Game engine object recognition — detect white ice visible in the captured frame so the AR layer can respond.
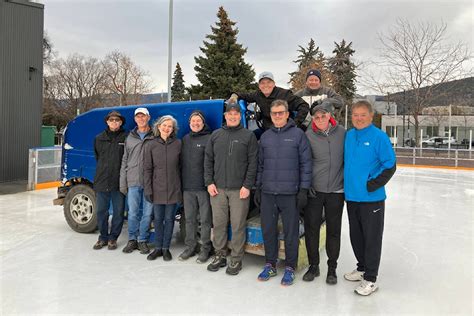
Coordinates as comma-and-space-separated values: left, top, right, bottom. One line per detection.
1, 167, 473, 315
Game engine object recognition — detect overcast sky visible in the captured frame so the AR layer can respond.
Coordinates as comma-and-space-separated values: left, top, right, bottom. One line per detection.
43, 0, 473, 95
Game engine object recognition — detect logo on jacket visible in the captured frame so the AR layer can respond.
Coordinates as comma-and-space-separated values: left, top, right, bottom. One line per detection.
364, 142, 370, 146
284, 138, 295, 142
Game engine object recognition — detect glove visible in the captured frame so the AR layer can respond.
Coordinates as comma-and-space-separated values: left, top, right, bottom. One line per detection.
226, 93, 239, 105
145, 194, 153, 204
253, 188, 261, 208
297, 189, 308, 211
120, 187, 128, 196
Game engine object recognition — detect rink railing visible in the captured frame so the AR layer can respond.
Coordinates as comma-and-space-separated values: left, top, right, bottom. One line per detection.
28, 147, 62, 190
394, 147, 474, 168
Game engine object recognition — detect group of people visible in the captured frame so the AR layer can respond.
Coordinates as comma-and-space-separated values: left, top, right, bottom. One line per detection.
92, 69, 396, 296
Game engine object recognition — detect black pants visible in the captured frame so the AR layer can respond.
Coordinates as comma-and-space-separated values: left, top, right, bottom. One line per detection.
347, 201, 385, 282
260, 193, 299, 269
303, 193, 344, 270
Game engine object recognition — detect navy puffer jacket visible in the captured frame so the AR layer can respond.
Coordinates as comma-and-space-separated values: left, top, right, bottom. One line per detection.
256, 119, 312, 195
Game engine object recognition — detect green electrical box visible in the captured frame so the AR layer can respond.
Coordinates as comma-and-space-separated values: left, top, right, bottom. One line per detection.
41, 126, 57, 147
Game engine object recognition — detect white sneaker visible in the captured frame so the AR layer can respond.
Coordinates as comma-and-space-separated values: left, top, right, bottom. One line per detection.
344, 269, 364, 281
354, 280, 378, 296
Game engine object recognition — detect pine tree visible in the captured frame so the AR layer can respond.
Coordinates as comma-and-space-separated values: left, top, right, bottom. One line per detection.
171, 62, 187, 101
191, 6, 256, 99
289, 38, 334, 91
328, 40, 356, 103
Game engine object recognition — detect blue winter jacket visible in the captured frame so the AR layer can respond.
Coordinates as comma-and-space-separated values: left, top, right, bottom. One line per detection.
256, 119, 312, 195
344, 124, 396, 202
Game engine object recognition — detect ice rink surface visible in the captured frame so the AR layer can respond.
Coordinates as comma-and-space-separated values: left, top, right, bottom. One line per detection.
1, 167, 473, 315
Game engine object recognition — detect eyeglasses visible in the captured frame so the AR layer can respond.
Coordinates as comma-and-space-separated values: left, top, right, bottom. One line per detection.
108, 118, 122, 122
270, 111, 287, 117
313, 115, 328, 121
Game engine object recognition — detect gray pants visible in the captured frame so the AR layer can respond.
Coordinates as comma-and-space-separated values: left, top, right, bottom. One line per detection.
210, 188, 249, 262
183, 190, 212, 252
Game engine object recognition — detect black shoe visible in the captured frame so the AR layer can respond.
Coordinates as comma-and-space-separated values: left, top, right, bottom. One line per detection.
163, 249, 172, 261
178, 248, 196, 261
147, 249, 163, 261
207, 254, 227, 272
225, 260, 242, 275
196, 249, 211, 264
326, 269, 338, 285
138, 242, 150, 254
302, 265, 320, 282
107, 240, 118, 250
122, 240, 138, 253
93, 240, 108, 250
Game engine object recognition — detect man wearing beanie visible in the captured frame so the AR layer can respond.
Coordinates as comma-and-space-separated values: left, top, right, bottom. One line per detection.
179, 110, 213, 263
226, 71, 309, 135
295, 69, 344, 128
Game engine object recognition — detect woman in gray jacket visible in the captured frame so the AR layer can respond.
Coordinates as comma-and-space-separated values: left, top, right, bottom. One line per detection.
143, 115, 182, 261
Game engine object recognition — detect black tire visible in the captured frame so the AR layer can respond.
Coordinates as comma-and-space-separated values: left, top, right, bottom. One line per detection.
63, 184, 97, 233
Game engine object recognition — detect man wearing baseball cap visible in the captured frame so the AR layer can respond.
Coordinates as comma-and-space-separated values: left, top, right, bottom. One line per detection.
93, 110, 128, 250
295, 69, 344, 128
120, 107, 155, 255
227, 71, 309, 135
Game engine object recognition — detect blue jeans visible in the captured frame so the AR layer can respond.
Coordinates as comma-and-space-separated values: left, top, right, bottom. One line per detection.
96, 191, 125, 241
127, 186, 153, 242
153, 204, 177, 249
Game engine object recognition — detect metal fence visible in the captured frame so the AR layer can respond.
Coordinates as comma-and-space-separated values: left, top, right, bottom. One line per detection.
27, 147, 62, 190
395, 147, 474, 168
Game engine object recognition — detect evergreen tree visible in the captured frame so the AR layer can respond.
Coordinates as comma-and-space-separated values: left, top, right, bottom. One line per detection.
191, 6, 256, 99
328, 40, 356, 103
171, 62, 187, 101
289, 38, 334, 91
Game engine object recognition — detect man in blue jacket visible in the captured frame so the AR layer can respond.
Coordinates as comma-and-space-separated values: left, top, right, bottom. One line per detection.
254, 99, 312, 286
343, 100, 396, 296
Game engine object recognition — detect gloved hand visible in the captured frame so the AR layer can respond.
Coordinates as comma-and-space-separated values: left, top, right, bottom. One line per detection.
145, 194, 153, 204
226, 93, 239, 105
120, 187, 128, 196
297, 188, 308, 211
254, 188, 261, 208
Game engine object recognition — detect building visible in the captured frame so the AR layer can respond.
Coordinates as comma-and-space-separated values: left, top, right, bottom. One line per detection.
0, 0, 44, 182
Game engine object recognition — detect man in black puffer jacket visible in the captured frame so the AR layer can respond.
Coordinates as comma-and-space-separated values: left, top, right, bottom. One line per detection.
93, 110, 128, 251
227, 71, 309, 136
179, 110, 213, 264
254, 99, 312, 287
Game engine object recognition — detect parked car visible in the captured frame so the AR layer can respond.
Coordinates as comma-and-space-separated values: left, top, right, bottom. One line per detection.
422, 136, 456, 147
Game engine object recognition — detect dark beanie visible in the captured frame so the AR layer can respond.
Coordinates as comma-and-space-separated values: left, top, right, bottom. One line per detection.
306, 69, 321, 81
189, 110, 206, 123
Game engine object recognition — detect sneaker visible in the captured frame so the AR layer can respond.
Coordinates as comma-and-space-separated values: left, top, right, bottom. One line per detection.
138, 242, 150, 254
196, 250, 211, 264
344, 269, 364, 282
326, 269, 337, 285
122, 240, 138, 253
207, 254, 227, 272
302, 265, 320, 281
354, 280, 378, 296
107, 240, 118, 250
93, 240, 107, 250
147, 249, 163, 261
178, 248, 196, 261
163, 249, 172, 261
281, 267, 295, 286
257, 263, 277, 281
226, 260, 242, 275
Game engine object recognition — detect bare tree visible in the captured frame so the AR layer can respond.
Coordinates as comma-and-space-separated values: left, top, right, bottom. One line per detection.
103, 51, 152, 106
360, 19, 471, 145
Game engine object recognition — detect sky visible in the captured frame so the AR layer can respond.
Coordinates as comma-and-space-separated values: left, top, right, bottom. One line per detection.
42, 0, 473, 95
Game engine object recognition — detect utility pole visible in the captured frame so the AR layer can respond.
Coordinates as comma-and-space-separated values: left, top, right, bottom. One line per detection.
167, 0, 173, 103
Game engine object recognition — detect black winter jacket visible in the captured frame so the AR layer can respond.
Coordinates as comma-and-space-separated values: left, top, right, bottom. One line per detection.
93, 128, 127, 192
204, 124, 258, 190
237, 87, 309, 130
181, 125, 212, 191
